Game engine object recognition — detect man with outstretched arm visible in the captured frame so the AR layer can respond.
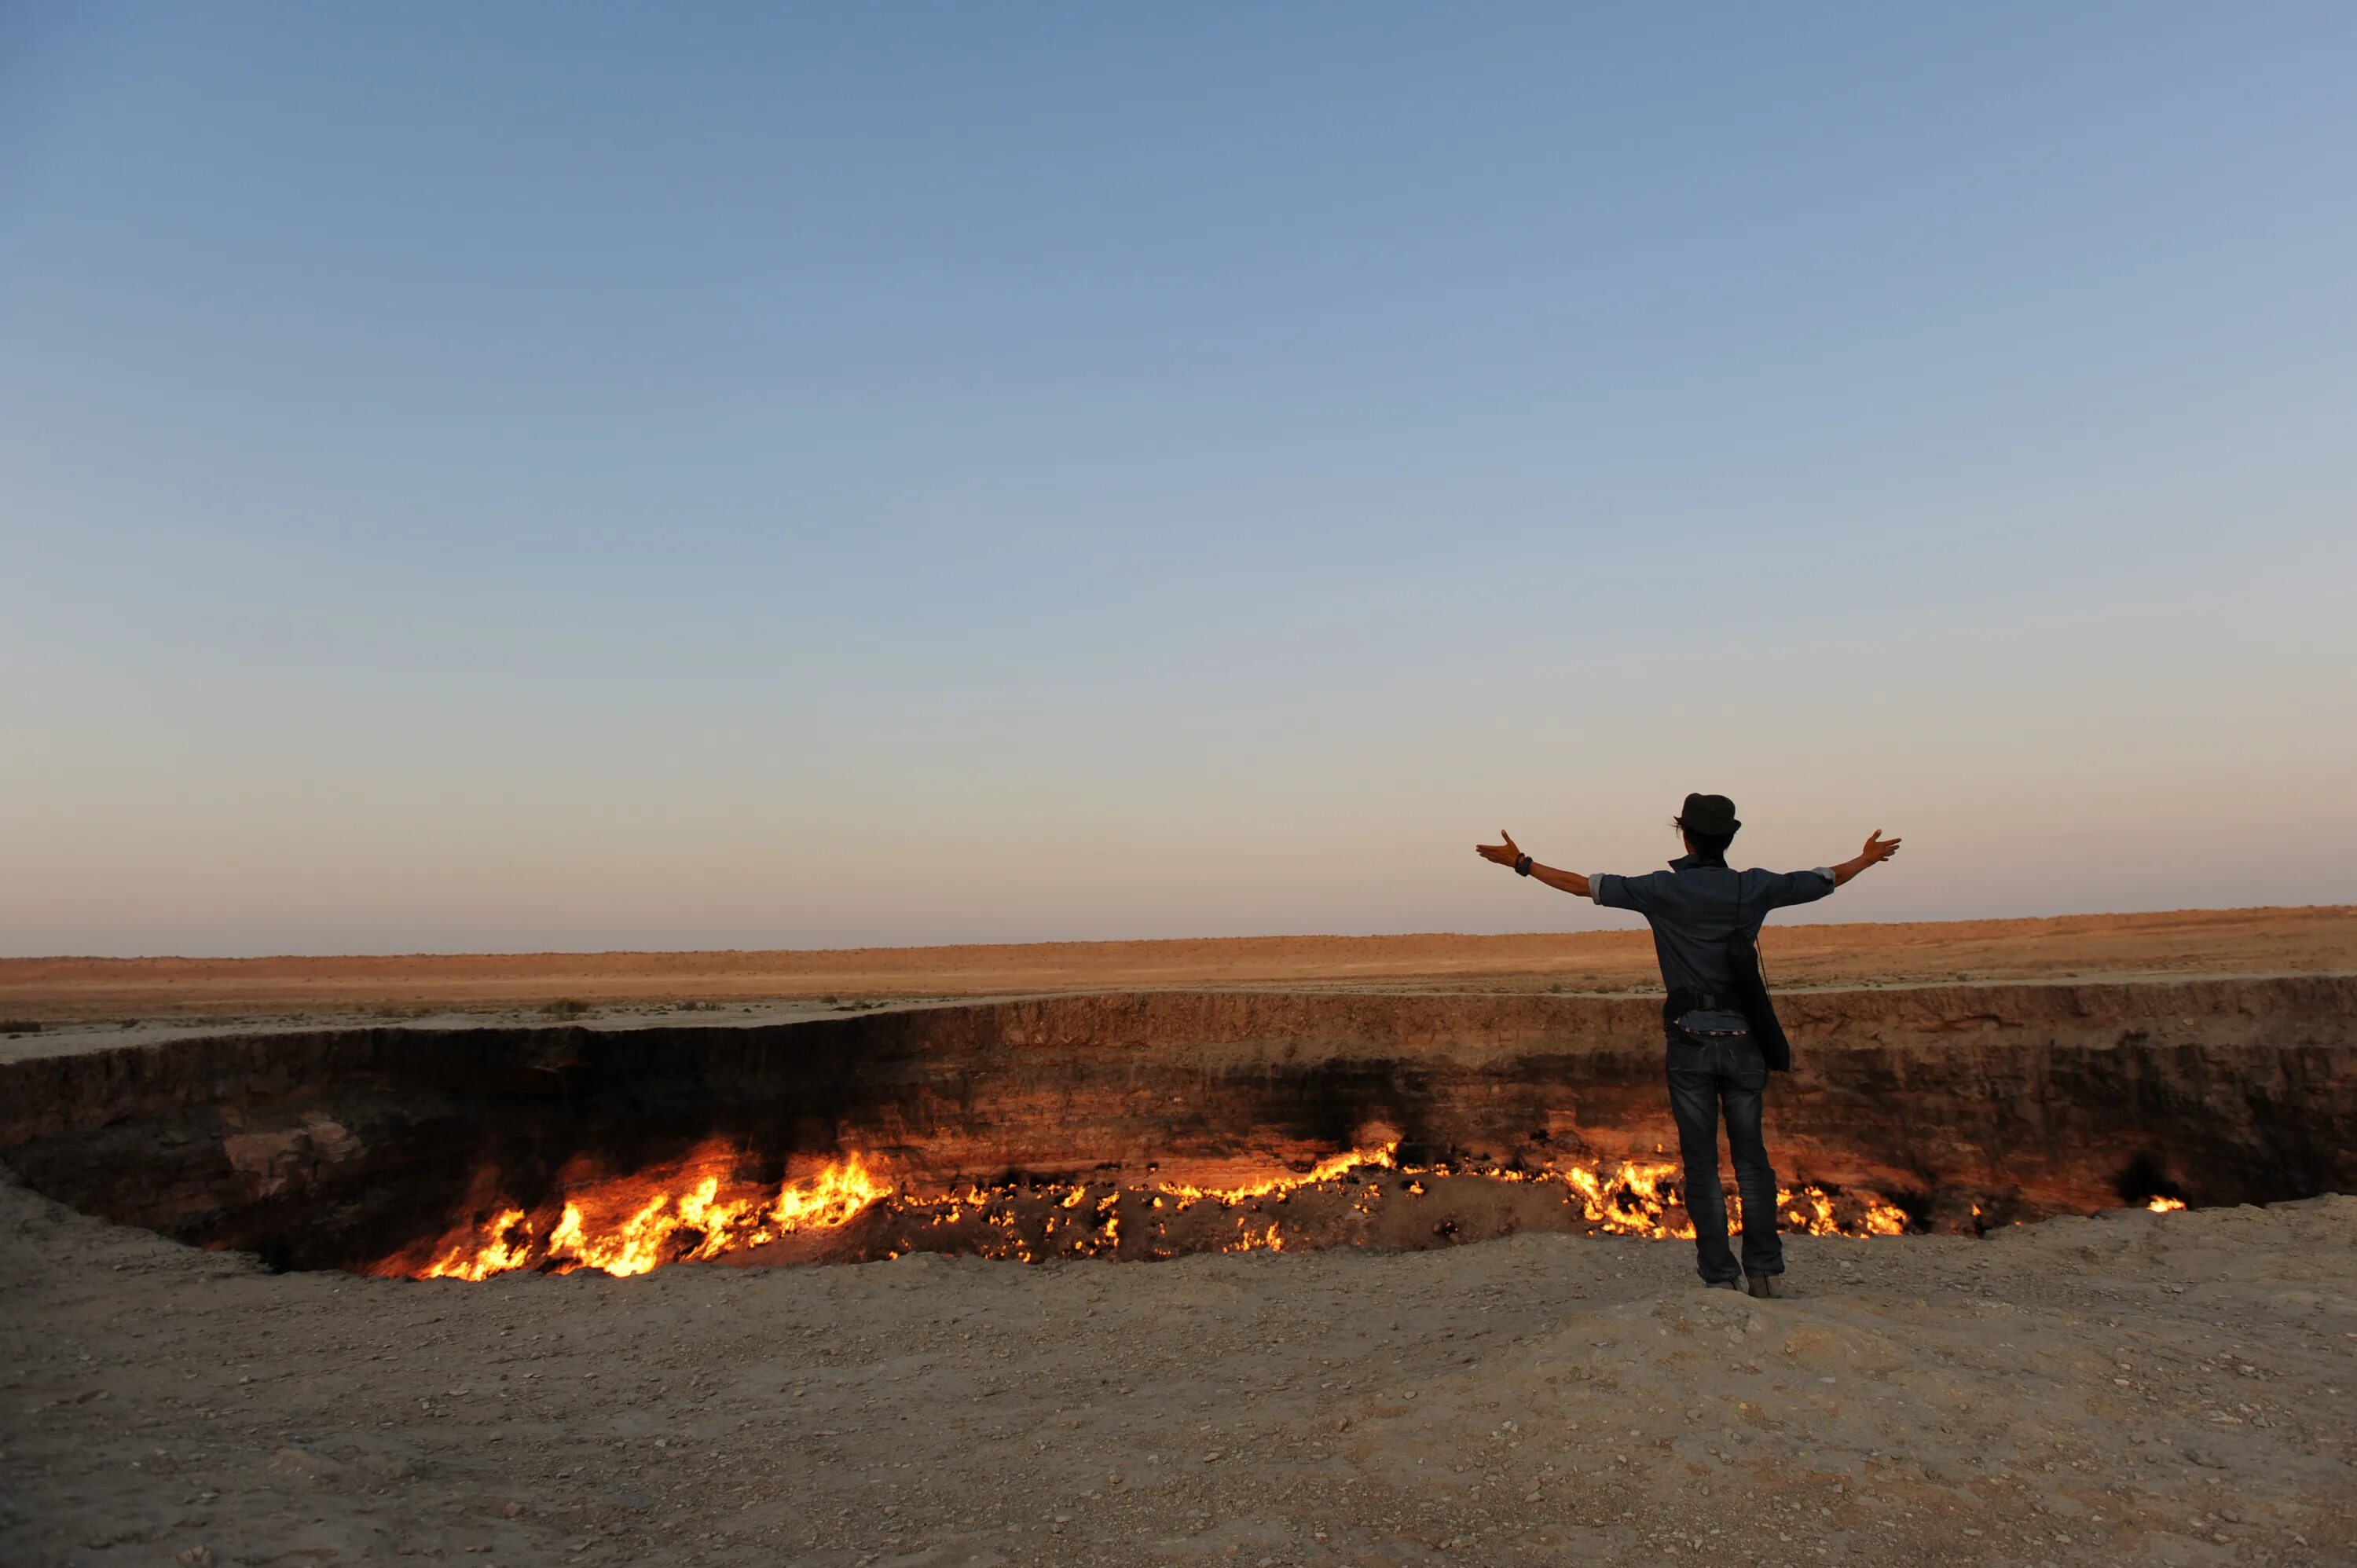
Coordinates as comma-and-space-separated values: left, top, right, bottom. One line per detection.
1476, 793, 1901, 1297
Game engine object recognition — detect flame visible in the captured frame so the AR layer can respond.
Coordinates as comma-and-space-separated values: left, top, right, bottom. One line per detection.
1766, 1184, 1907, 1238
769, 1155, 891, 1230
407, 1147, 890, 1281
390, 1136, 1925, 1280
1559, 1160, 1688, 1236
1162, 1142, 1401, 1203
416, 1207, 533, 1282
1233, 1220, 1286, 1252
2146, 1195, 2187, 1214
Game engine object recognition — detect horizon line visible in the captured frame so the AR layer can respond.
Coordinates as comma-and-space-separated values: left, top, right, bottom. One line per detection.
4, 902, 2348, 968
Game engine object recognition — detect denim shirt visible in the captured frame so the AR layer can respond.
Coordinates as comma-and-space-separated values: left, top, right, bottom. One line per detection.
1589, 853, 1837, 1031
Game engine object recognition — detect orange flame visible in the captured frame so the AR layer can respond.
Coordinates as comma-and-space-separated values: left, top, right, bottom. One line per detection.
2146, 1195, 2187, 1214
416, 1207, 534, 1282
410, 1149, 889, 1280
1163, 1142, 1402, 1204
394, 1139, 1919, 1280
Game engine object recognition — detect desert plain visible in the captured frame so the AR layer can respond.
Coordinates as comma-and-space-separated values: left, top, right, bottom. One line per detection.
4, 905, 2355, 1568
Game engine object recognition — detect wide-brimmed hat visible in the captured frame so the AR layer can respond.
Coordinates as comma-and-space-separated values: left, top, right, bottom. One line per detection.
1677, 793, 1741, 836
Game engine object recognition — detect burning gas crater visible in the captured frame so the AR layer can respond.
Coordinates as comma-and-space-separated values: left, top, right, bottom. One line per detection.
379, 1142, 1923, 1281
2, 983, 2324, 1284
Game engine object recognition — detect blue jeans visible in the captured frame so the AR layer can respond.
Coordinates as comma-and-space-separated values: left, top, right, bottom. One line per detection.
1666, 1031, 1783, 1283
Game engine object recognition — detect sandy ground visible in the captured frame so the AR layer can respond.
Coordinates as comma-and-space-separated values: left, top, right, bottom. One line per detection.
5, 1171, 2353, 1568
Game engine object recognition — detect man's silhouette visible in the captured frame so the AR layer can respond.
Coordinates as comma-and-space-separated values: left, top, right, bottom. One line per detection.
1478, 794, 1901, 1295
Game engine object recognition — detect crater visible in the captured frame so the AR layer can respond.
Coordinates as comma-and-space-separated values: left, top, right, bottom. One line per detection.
2, 979, 2350, 1279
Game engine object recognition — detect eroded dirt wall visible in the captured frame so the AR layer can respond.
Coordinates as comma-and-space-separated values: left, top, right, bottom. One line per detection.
2, 977, 2352, 1268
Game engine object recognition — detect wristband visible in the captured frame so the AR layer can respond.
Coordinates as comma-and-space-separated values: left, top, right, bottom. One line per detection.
1515, 854, 1533, 877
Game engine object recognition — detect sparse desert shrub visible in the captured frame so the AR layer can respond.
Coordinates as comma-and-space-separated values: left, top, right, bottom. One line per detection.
539, 998, 592, 1018
1, 1019, 39, 1035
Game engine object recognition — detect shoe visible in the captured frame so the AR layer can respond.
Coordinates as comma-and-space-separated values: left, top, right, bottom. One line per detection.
1746, 1275, 1779, 1299
1705, 1278, 1740, 1291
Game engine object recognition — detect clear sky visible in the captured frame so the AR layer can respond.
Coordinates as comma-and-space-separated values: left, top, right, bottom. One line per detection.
4, 5, 2353, 957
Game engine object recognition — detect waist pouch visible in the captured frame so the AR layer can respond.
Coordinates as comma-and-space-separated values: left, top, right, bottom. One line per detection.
1666, 933, 1793, 1072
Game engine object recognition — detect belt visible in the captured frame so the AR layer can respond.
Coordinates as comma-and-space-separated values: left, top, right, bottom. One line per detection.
1665, 988, 1749, 1037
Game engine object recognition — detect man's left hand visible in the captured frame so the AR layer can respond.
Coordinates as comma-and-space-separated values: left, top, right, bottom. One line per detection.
1475, 830, 1523, 869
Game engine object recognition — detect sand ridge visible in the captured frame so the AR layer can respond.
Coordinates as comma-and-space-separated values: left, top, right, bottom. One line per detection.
5, 904, 2353, 1024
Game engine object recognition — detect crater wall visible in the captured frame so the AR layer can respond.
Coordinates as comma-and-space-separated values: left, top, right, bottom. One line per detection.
2, 976, 2351, 1269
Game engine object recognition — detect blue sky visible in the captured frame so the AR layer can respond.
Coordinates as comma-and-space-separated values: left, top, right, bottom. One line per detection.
3, 5, 2353, 955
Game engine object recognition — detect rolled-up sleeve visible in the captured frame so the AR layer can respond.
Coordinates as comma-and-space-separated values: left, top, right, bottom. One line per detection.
1591, 871, 1658, 912
1758, 868, 1838, 910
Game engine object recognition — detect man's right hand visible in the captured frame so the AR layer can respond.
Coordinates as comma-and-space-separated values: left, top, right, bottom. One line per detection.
1832, 829, 1903, 885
